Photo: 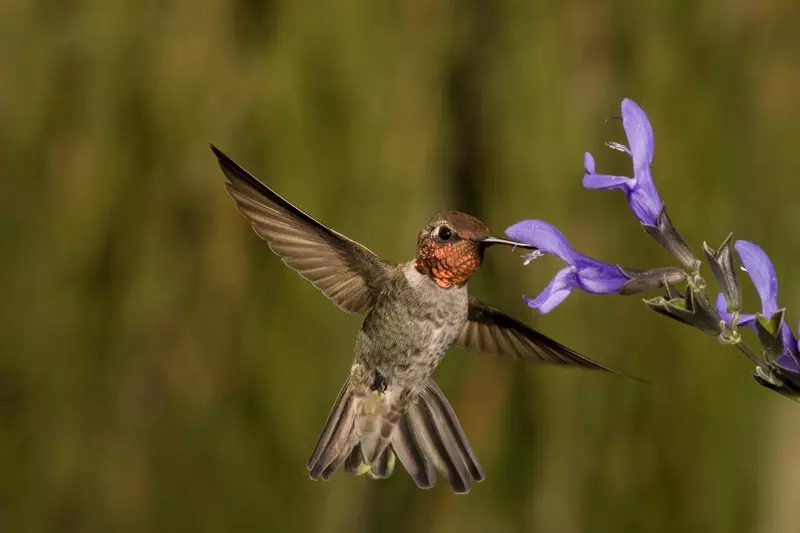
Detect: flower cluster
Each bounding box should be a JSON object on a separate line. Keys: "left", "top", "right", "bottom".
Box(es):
{"left": 508, "top": 98, "right": 799, "bottom": 400}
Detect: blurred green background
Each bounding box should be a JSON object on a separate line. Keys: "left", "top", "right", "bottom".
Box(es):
{"left": 3, "top": 0, "right": 800, "bottom": 532}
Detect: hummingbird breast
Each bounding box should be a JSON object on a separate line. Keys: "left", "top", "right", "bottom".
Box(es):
{"left": 351, "top": 262, "right": 469, "bottom": 400}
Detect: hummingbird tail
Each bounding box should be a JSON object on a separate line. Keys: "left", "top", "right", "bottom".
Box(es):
{"left": 392, "top": 379, "right": 485, "bottom": 494}
{"left": 307, "top": 378, "right": 485, "bottom": 493}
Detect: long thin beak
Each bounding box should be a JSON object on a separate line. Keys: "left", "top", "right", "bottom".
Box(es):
{"left": 474, "top": 236, "right": 537, "bottom": 250}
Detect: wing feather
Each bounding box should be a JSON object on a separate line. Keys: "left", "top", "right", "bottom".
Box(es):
{"left": 455, "top": 297, "right": 621, "bottom": 372}
{"left": 212, "top": 144, "right": 390, "bottom": 313}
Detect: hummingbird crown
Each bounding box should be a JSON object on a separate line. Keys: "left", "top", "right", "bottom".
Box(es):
{"left": 414, "top": 211, "right": 490, "bottom": 289}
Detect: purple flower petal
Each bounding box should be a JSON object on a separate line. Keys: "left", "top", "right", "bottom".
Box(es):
{"left": 523, "top": 267, "right": 577, "bottom": 314}
{"left": 621, "top": 98, "right": 654, "bottom": 170}
{"left": 573, "top": 259, "right": 629, "bottom": 294}
{"left": 583, "top": 152, "right": 629, "bottom": 189}
{"left": 505, "top": 220, "right": 578, "bottom": 265}
{"left": 716, "top": 293, "right": 733, "bottom": 326}
{"left": 583, "top": 172, "right": 633, "bottom": 190}
{"left": 584, "top": 152, "right": 595, "bottom": 174}
{"left": 715, "top": 292, "right": 755, "bottom": 328}
{"left": 776, "top": 353, "right": 800, "bottom": 375}
{"left": 735, "top": 241, "right": 779, "bottom": 316}
{"left": 627, "top": 183, "right": 661, "bottom": 227}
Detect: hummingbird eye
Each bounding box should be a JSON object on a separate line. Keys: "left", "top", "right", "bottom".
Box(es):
{"left": 435, "top": 226, "right": 453, "bottom": 241}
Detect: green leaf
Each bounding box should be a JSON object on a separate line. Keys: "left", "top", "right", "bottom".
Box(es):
{"left": 754, "top": 309, "right": 786, "bottom": 358}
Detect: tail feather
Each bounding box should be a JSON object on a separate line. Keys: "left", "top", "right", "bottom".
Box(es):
{"left": 406, "top": 396, "right": 470, "bottom": 493}
{"left": 307, "top": 381, "right": 349, "bottom": 470}
{"left": 308, "top": 377, "right": 483, "bottom": 494}
{"left": 391, "top": 417, "right": 435, "bottom": 489}
{"left": 395, "top": 380, "right": 483, "bottom": 493}
{"left": 423, "top": 380, "right": 485, "bottom": 482}
{"left": 307, "top": 381, "right": 358, "bottom": 480}
{"left": 320, "top": 445, "right": 352, "bottom": 480}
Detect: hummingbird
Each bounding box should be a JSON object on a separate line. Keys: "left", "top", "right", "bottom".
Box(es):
{"left": 211, "top": 144, "right": 619, "bottom": 494}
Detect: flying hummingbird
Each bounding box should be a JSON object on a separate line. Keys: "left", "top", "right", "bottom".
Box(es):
{"left": 211, "top": 145, "right": 618, "bottom": 494}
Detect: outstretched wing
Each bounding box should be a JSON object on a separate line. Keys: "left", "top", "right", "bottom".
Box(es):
{"left": 211, "top": 144, "right": 391, "bottom": 313}
{"left": 455, "top": 297, "right": 620, "bottom": 372}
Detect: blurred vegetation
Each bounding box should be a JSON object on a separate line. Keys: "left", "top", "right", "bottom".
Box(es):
{"left": 2, "top": 0, "right": 800, "bottom": 532}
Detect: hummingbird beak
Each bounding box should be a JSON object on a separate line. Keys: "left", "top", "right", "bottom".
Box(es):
{"left": 474, "top": 236, "right": 537, "bottom": 250}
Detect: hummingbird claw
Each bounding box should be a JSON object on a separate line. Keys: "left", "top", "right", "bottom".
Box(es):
{"left": 370, "top": 371, "right": 388, "bottom": 393}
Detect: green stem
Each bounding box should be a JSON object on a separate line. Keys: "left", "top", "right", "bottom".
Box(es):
{"left": 735, "top": 342, "right": 764, "bottom": 367}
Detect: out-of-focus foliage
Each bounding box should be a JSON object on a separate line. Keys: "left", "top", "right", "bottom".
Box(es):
{"left": 2, "top": 1, "right": 800, "bottom": 532}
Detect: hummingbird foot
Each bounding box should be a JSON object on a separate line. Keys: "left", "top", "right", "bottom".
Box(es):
{"left": 369, "top": 370, "right": 388, "bottom": 393}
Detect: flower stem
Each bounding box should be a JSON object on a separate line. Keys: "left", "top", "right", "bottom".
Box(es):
{"left": 735, "top": 342, "right": 764, "bottom": 367}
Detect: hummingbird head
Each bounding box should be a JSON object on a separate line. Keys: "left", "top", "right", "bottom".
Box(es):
{"left": 414, "top": 211, "right": 536, "bottom": 288}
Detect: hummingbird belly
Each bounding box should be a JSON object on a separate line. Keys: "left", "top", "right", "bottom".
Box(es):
{"left": 351, "top": 265, "right": 469, "bottom": 398}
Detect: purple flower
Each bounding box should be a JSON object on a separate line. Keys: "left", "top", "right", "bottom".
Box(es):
{"left": 716, "top": 240, "right": 800, "bottom": 377}
{"left": 505, "top": 220, "right": 629, "bottom": 313}
{"left": 583, "top": 99, "right": 664, "bottom": 227}
{"left": 715, "top": 293, "right": 755, "bottom": 330}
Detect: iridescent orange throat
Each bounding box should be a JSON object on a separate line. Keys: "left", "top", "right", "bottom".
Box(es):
{"left": 413, "top": 240, "right": 482, "bottom": 289}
